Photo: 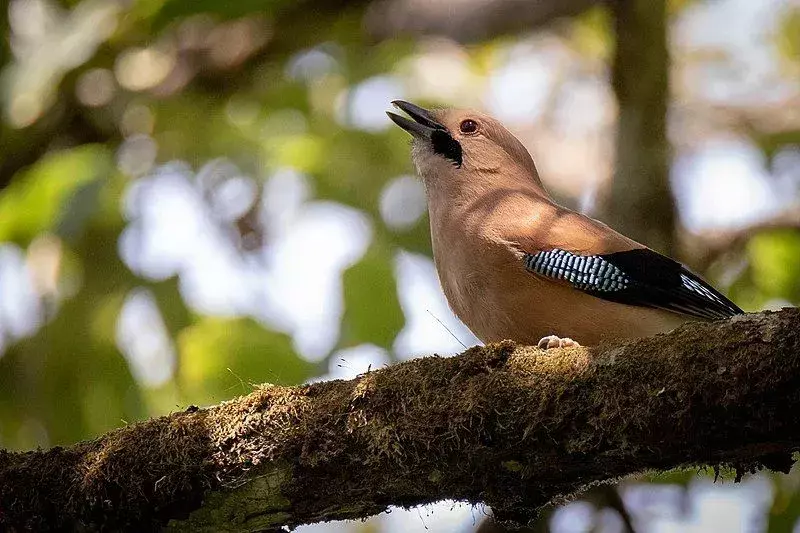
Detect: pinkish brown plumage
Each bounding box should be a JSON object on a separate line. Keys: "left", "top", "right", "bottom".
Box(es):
{"left": 388, "top": 101, "right": 742, "bottom": 348}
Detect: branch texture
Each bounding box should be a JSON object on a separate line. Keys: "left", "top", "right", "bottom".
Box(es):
{"left": 1, "top": 309, "right": 799, "bottom": 531}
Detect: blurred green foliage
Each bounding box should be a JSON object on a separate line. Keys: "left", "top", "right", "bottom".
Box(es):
{"left": 0, "top": 0, "right": 426, "bottom": 450}
{"left": 748, "top": 231, "right": 800, "bottom": 303}
{"left": 0, "top": 146, "right": 112, "bottom": 244}
{"left": 341, "top": 243, "right": 405, "bottom": 350}
{"left": 178, "top": 317, "right": 311, "bottom": 401}
{"left": 776, "top": 6, "right": 800, "bottom": 67}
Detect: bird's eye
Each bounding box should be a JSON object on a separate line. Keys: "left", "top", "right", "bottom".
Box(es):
{"left": 459, "top": 119, "right": 479, "bottom": 135}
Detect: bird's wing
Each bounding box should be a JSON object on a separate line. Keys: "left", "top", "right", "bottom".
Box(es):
{"left": 509, "top": 205, "right": 742, "bottom": 320}
{"left": 522, "top": 247, "right": 743, "bottom": 320}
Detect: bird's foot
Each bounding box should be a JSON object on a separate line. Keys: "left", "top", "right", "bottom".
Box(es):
{"left": 537, "top": 335, "right": 580, "bottom": 350}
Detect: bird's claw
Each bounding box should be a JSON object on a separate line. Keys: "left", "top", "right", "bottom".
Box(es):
{"left": 537, "top": 335, "right": 580, "bottom": 350}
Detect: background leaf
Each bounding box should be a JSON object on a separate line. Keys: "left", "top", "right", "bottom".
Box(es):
{"left": 177, "top": 317, "right": 312, "bottom": 404}
{"left": 340, "top": 243, "right": 405, "bottom": 350}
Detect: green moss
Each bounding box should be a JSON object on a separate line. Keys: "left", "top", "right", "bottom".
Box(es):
{"left": 167, "top": 464, "right": 292, "bottom": 532}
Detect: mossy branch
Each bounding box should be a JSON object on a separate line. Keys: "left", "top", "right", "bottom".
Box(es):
{"left": 2, "top": 309, "right": 800, "bottom": 531}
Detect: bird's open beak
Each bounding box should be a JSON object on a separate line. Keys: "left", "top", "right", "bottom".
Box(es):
{"left": 387, "top": 100, "right": 447, "bottom": 139}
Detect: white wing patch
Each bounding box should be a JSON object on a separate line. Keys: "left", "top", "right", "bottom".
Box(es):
{"left": 680, "top": 273, "right": 731, "bottom": 308}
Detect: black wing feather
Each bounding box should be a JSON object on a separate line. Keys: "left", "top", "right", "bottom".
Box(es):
{"left": 523, "top": 248, "right": 742, "bottom": 320}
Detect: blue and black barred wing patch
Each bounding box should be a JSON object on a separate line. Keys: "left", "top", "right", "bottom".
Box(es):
{"left": 523, "top": 248, "right": 743, "bottom": 320}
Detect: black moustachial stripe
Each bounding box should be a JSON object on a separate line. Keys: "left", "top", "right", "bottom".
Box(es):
{"left": 523, "top": 248, "right": 743, "bottom": 320}
{"left": 431, "top": 129, "right": 463, "bottom": 168}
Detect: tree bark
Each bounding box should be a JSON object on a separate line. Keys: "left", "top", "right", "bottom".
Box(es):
{"left": 1, "top": 309, "right": 799, "bottom": 532}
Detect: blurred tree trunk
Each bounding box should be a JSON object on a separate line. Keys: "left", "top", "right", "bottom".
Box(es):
{"left": 603, "top": 0, "right": 675, "bottom": 255}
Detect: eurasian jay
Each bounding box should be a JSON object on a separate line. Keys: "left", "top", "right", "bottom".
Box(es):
{"left": 387, "top": 100, "right": 743, "bottom": 348}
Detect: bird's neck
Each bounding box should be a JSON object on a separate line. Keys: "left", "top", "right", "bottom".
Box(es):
{"left": 426, "top": 175, "right": 553, "bottom": 247}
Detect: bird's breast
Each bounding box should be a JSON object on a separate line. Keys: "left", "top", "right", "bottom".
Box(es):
{"left": 432, "top": 232, "right": 520, "bottom": 340}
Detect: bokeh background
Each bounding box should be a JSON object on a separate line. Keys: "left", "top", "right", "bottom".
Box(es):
{"left": 1, "top": 0, "right": 800, "bottom": 531}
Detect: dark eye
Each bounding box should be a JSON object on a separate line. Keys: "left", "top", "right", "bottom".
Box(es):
{"left": 459, "top": 119, "right": 479, "bottom": 134}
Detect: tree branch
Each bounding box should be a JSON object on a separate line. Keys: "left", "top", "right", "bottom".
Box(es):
{"left": 681, "top": 208, "right": 800, "bottom": 271}
{"left": 365, "top": 0, "right": 599, "bottom": 42}
{"left": 2, "top": 309, "right": 799, "bottom": 531}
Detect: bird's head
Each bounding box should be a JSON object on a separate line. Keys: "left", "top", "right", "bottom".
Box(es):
{"left": 387, "top": 100, "right": 543, "bottom": 192}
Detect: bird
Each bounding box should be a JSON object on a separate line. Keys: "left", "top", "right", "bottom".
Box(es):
{"left": 386, "top": 100, "right": 743, "bottom": 348}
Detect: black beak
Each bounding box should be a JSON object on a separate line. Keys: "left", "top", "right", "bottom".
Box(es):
{"left": 388, "top": 99, "right": 464, "bottom": 168}
{"left": 387, "top": 100, "right": 447, "bottom": 139}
